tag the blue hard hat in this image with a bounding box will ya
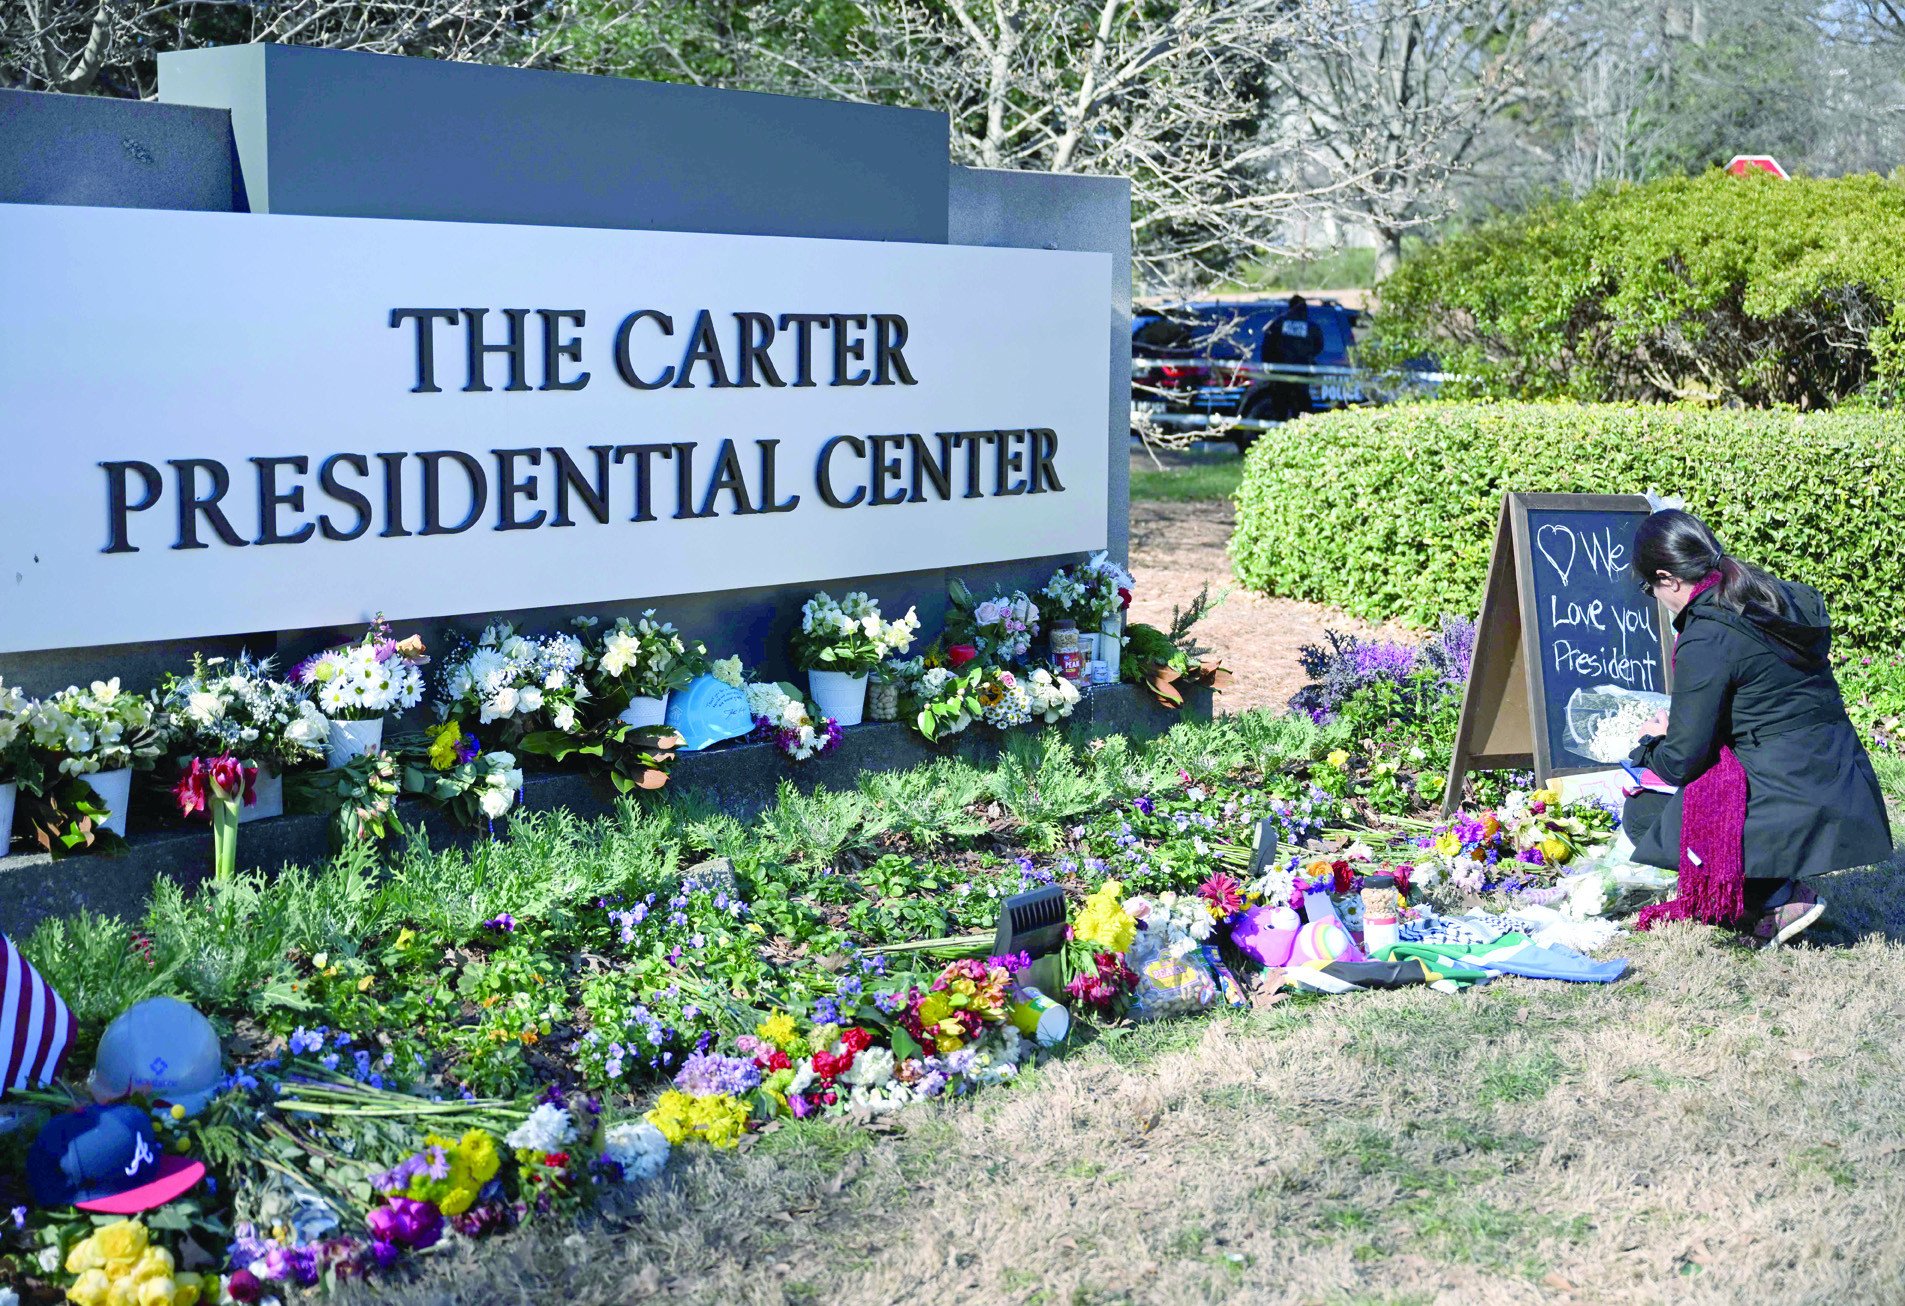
[90,996,223,1117]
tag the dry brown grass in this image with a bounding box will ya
[345,863,1905,1306]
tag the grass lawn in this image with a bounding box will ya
[349,867,1905,1305]
[1130,445,1247,503]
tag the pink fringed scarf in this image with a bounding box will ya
[1636,574,1749,929]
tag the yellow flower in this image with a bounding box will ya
[92,1221,148,1270]
[172,1274,203,1306]
[67,1268,113,1306]
[459,1129,501,1183]
[1541,836,1571,865]
[755,1011,800,1052]
[1327,749,1351,769]
[396,927,416,949]
[131,1247,175,1283]
[917,992,953,1027]
[106,1280,138,1306]
[67,1237,107,1275]
[1434,831,1460,856]
[168,1104,186,1121]
[977,681,1004,709]
[437,1185,475,1216]
[427,721,463,771]
[1072,881,1135,955]
[933,1029,965,1053]
[137,1278,176,1306]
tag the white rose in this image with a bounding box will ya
[518,687,544,713]
[478,786,514,820]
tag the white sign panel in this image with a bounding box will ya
[0,203,1110,654]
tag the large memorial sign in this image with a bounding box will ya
[0,203,1111,654]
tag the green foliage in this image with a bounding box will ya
[1231,401,1905,654]
[18,912,177,1052]
[986,733,1112,851]
[755,782,880,869]
[1365,172,1905,409]
[1837,650,1905,753]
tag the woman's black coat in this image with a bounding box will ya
[1627,581,1893,879]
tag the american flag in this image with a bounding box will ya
[0,933,73,1092]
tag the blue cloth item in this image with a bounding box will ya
[1474,940,1628,984]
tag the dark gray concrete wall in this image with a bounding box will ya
[157,44,950,243]
[0,89,239,212]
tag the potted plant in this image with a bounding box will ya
[25,678,164,837]
[0,677,30,859]
[790,591,920,728]
[290,619,428,767]
[158,654,330,822]
[590,612,705,726]
[436,622,591,745]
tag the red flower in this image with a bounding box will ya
[210,755,258,806]
[811,1048,855,1080]
[543,1152,569,1168]
[947,644,979,668]
[173,757,209,818]
[1393,864,1414,895]
[1331,860,1354,895]
[757,1049,793,1073]
[840,1026,873,1054]
[1118,587,1133,610]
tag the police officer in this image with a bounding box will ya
[1256,295,1322,422]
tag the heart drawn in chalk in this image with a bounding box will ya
[1535,524,1577,588]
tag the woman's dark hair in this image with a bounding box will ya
[1632,509,1787,616]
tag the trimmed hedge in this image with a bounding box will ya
[1230,402,1905,655]
[1363,172,1905,409]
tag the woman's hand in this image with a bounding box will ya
[1638,709,1671,741]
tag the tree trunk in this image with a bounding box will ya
[1375,227,1404,281]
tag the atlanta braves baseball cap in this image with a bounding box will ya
[26,1103,204,1213]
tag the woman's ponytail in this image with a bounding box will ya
[1633,509,1788,617]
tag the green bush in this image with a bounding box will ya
[1365,172,1905,409]
[1230,401,1905,654]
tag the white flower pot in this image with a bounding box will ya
[325,716,385,768]
[0,780,15,861]
[242,765,284,824]
[1098,614,1124,673]
[617,693,670,728]
[808,670,869,728]
[88,767,133,838]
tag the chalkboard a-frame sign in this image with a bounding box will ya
[1442,493,1676,813]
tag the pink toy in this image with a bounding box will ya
[1230,905,1301,967]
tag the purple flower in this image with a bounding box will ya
[369,1197,443,1250]
[1518,846,1546,865]
[370,1239,399,1270]
[672,1051,762,1096]
[455,734,481,765]
[811,997,840,1025]
[1133,796,1155,815]
[482,912,516,933]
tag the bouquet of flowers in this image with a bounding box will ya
[1415,786,1616,894]
[1062,880,1140,1014]
[905,664,982,741]
[159,653,330,774]
[589,612,706,704]
[1041,551,1133,628]
[292,621,428,721]
[408,722,524,822]
[1023,667,1081,723]
[947,581,1041,663]
[791,591,920,674]
[745,681,843,761]
[26,678,162,776]
[974,667,1033,730]
[436,623,590,736]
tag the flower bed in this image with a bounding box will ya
[0,599,1636,1305]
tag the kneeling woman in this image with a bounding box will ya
[1623,510,1891,944]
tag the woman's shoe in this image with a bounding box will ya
[1752,883,1825,946]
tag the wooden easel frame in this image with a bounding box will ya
[1441,492,1674,814]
